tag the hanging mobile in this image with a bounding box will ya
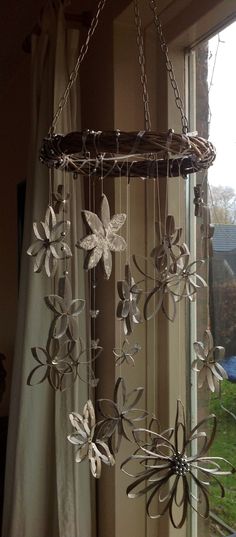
[39,0,215,180]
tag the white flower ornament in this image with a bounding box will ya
[27,205,72,277]
[78,194,126,279]
[44,275,85,341]
[192,329,227,393]
[68,400,115,478]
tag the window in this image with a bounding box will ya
[190,20,236,537]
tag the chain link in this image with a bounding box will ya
[49,0,107,135]
[149,0,189,134]
[134,0,152,131]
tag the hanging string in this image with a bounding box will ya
[49,168,56,298]
[63,167,68,277]
[126,175,130,265]
[100,154,104,196]
[153,168,157,414]
[88,155,93,400]
[49,168,53,207]
[178,175,183,401]
[156,160,162,241]
[119,169,123,379]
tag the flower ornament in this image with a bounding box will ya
[44,275,85,341]
[52,184,70,214]
[121,400,235,528]
[78,194,127,279]
[133,255,177,322]
[192,329,227,393]
[193,184,205,217]
[27,205,72,277]
[117,264,142,335]
[66,338,102,387]
[172,254,207,302]
[67,400,115,478]
[151,215,188,274]
[113,339,141,367]
[200,206,215,258]
[27,337,74,391]
[97,377,147,454]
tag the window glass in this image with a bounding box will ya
[194,20,236,537]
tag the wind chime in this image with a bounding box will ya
[27,0,235,529]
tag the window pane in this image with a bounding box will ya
[194,20,236,537]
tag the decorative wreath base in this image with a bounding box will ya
[40,130,216,178]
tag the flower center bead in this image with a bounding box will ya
[171,454,190,476]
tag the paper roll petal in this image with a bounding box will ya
[27,205,72,277]
[68,400,114,478]
[193,329,227,394]
[122,400,235,527]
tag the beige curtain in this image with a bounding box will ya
[2,4,92,537]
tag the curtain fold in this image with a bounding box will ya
[2,4,92,537]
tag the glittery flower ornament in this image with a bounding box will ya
[117,264,142,335]
[113,339,141,367]
[67,400,115,478]
[97,377,147,454]
[78,194,126,279]
[192,329,227,393]
[151,215,188,274]
[27,337,74,391]
[45,275,85,340]
[121,400,235,528]
[27,205,72,277]
[53,184,70,214]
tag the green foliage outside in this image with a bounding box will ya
[209,380,236,530]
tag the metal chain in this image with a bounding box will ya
[149,0,189,134]
[49,0,107,135]
[134,0,152,131]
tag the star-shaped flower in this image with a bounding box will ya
[27,205,72,277]
[27,337,74,391]
[122,400,235,528]
[117,264,142,335]
[97,377,147,454]
[172,254,207,302]
[192,329,227,393]
[67,400,115,478]
[151,215,188,274]
[45,275,85,340]
[113,339,141,367]
[78,194,127,279]
[65,338,102,387]
[133,255,178,322]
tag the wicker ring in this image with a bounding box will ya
[40,130,216,178]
